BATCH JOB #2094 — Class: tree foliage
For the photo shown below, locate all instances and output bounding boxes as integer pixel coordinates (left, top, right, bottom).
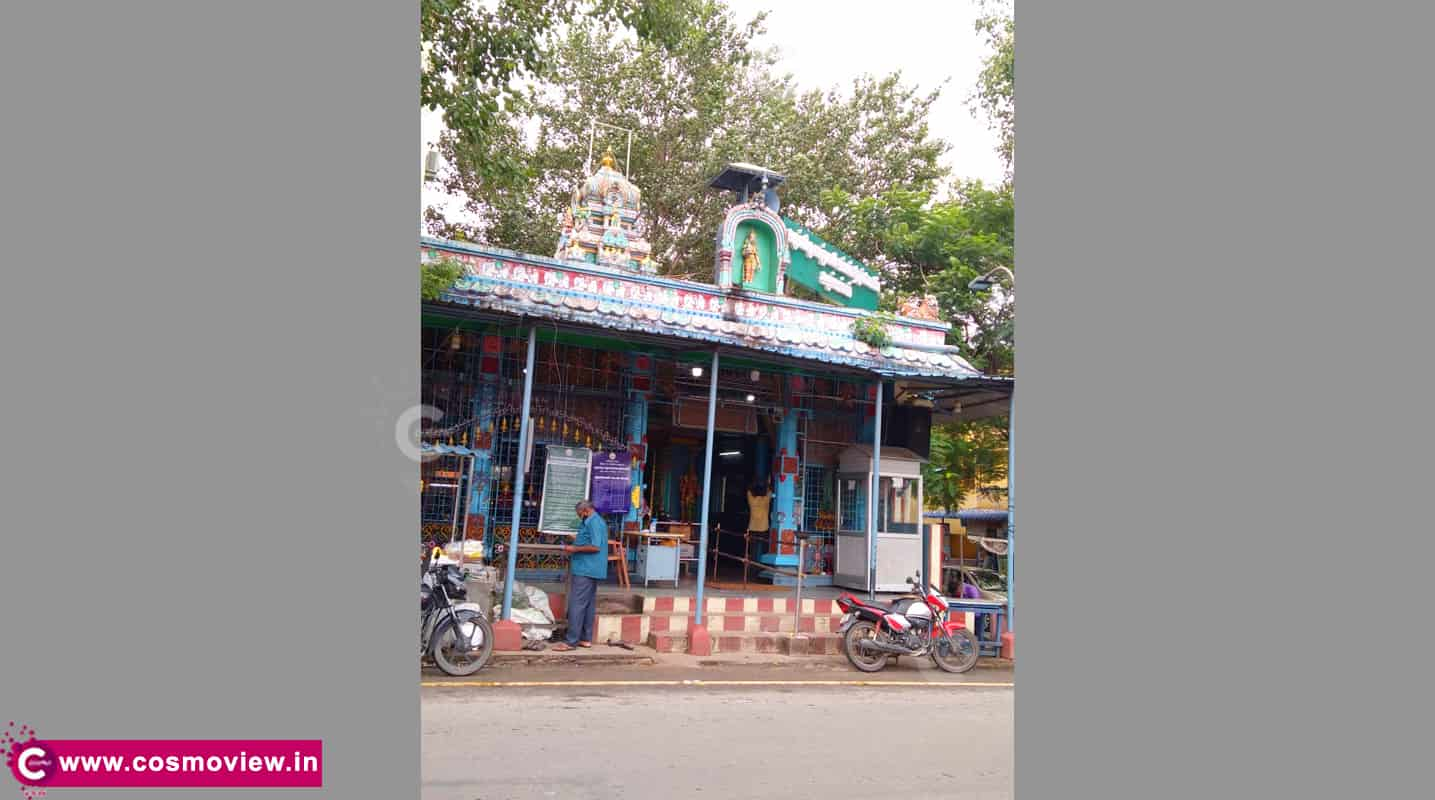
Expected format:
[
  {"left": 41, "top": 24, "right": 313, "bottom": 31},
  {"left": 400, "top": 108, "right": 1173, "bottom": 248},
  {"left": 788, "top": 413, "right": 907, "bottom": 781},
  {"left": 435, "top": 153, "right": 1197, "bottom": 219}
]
[
  {"left": 923, "top": 419, "right": 1009, "bottom": 512},
  {"left": 420, "top": 257, "right": 464, "bottom": 301},
  {"left": 971, "top": 0, "right": 1014, "bottom": 177},
  {"left": 424, "top": 1, "right": 950, "bottom": 279},
  {"left": 422, "top": 0, "right": 699, "bottom": 196},
  {"left": 820, "top": 181, "right": 1013, "bottom": 375}
]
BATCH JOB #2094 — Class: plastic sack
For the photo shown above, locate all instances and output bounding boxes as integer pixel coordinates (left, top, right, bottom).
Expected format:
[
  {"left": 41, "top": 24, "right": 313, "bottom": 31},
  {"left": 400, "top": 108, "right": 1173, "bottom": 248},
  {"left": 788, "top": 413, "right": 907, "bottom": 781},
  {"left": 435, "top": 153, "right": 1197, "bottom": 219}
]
[
  {"left": 490, "top": 582, "right": 556, "bottom": 642},
  {"left": 443, "top": 539, "right": 485, "bottom": 563}
]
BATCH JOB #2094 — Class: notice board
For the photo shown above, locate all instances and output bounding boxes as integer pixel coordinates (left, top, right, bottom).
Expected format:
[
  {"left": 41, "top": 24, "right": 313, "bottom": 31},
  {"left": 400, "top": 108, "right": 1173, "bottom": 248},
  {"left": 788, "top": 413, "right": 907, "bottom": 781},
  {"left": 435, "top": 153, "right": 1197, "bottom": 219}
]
[
  {"left": 538, "top": 446, "right": 592, "bottom": 535},
  {"left": 589, "top": 449, "right": 633, "bottom": 515}
]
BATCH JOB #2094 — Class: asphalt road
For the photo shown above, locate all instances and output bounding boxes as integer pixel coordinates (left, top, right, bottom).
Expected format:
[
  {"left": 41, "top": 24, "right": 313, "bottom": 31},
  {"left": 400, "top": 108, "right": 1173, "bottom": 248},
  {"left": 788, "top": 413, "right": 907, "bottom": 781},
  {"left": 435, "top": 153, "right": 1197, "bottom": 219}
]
[{"left": 422, "top": 665, "right": 1012, "bottom": 800}]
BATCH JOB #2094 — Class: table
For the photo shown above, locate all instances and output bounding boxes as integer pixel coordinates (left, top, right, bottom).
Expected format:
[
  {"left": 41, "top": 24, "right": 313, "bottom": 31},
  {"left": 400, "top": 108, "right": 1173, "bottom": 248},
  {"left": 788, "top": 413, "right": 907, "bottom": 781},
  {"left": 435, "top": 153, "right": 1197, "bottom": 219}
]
[
  {"left": 947, "top": 598, "right": 1007, "bottom": 657},
  {"left": 652, "top": 522, "right": 698, "bottom": 578}
]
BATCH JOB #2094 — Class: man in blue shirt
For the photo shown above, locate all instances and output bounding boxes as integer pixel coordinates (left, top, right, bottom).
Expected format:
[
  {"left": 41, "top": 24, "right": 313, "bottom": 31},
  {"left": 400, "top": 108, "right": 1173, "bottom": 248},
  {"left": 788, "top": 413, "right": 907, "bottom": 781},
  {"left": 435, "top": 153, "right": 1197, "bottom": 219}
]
[{"left": 553, "top": 499, "right": 609, "bottom": 651}]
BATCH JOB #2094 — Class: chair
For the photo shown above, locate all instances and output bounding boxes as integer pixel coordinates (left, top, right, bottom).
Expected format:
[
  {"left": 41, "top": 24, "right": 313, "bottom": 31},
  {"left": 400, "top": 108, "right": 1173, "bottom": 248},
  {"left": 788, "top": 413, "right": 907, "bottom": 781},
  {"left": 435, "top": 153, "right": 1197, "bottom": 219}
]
[
  {"left": 677, "top": 529, "right": 700, "bottom": 579},
  {"left": 608, "top": 538, "right": 630, "bottom": 589}
]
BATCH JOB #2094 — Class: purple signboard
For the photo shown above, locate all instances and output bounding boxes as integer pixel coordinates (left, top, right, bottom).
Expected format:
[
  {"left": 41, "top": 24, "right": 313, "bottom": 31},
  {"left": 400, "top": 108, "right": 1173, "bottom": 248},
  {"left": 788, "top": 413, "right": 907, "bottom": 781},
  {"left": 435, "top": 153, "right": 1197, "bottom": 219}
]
[{"left": 590, "top": 449, "right": 632, "bottom": 515}]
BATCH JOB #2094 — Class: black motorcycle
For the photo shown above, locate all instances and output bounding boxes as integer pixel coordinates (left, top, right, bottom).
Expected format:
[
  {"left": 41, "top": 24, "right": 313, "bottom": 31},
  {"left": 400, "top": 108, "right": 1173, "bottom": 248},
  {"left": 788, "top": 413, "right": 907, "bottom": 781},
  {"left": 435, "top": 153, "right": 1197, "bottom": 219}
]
[{"left": 420, "top": 547, "right": 494, "bottom": 676}]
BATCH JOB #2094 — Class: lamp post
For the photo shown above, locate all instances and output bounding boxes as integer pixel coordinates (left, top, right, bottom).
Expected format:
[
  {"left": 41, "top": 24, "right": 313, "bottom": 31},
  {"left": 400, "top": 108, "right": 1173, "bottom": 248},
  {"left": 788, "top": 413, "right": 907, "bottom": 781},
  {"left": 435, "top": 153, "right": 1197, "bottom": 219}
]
[
  {"left": 967, "top": 267, "right": 1015, "bottom": 654},
  {"left": 423, "top": 149, "right": 439, "bottom": 183},
  {"left": 967, "top": 266, "right": 1014, "bottom": 293}
]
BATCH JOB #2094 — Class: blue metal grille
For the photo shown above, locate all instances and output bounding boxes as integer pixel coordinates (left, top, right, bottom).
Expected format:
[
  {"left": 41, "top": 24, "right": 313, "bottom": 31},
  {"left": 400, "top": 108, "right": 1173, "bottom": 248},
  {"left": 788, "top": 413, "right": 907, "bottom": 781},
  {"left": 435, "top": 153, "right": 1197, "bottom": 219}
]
[
  {"left": 483, "top": 337, "right": 630, "bottom": 572},
  {"left": 421, "top": 454, "right": 470, "bottom": 526},
  {"left": 802, "top": 464, "right": 830, "bottom": 531}
]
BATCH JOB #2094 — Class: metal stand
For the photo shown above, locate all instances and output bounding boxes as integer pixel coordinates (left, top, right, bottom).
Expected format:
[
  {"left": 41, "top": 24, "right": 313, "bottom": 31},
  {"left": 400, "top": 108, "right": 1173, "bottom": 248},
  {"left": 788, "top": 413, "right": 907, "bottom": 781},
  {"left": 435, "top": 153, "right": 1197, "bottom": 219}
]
[{"left": 793, "top": 533, "right": 808, "bottom": 634}]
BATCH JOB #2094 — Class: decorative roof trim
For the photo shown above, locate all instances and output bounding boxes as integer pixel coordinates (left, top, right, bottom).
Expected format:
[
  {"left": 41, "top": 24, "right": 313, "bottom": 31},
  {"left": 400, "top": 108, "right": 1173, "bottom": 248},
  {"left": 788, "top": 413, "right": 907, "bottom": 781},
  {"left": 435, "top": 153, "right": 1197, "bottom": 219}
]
[
  {"left": 423, "top": 242, "right": 982, "bottom": 380},
  {"left": 422, "top": 237, "right": 950, "bottom": 332}
]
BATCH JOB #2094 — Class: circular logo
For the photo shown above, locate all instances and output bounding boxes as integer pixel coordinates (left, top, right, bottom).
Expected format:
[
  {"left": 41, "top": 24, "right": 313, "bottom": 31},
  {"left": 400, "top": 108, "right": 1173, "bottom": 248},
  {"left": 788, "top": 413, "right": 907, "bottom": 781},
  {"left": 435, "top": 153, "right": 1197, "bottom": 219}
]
[{"left": 10, "top": 740, "right": 57, "bottom": 786}]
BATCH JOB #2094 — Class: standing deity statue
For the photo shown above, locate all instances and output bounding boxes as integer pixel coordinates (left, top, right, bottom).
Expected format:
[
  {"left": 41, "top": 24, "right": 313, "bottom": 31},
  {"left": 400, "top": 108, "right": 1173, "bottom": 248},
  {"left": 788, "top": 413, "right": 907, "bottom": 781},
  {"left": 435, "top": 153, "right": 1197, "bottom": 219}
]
[{"left": 741, "top": 230, "right": 760, "bottom": 284}]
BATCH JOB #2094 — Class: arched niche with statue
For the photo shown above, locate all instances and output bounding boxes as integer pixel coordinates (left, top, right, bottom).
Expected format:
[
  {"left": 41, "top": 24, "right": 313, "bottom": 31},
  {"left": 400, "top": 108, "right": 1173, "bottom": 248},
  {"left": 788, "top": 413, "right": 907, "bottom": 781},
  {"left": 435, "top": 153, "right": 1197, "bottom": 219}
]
[{"left": 714, "top": 202, "right": 790, "bottom": 295}]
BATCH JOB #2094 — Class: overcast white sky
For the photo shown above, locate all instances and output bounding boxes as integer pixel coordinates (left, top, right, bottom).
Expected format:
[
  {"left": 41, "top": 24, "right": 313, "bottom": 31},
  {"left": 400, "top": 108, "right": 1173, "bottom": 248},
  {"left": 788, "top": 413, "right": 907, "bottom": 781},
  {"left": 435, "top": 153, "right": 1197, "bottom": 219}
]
[{"left": 420, "top": 0, "right": 1005, "bottom": 224}]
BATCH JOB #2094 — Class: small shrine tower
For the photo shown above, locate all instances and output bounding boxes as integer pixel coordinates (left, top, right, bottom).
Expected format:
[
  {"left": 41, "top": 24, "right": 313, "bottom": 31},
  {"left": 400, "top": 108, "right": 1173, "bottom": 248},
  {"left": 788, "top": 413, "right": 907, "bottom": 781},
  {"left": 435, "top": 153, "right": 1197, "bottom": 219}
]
[{"left": 554, "top": 150, "right": 659, "bottom": 275}]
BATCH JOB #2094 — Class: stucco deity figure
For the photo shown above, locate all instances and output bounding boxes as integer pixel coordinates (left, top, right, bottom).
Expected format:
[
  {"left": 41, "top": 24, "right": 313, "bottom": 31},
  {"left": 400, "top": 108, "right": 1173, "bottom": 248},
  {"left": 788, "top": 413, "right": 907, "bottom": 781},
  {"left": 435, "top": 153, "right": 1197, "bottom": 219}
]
[
  {"left": 741, "top": 230, "right": 760, "bottom": 284},
  {"left": 898, "top": 294, "right": 943, "bottom": 321},
  {"left": 680, "top": 466, "right": 699, "bottom": 521}
]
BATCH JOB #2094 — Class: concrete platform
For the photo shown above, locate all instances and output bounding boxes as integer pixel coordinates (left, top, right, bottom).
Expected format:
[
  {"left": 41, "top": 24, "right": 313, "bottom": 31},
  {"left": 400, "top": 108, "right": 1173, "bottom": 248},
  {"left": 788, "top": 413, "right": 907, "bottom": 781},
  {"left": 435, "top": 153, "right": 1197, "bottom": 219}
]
[{"left": 511, "top": 585, "right": 994, "bottom": 658}]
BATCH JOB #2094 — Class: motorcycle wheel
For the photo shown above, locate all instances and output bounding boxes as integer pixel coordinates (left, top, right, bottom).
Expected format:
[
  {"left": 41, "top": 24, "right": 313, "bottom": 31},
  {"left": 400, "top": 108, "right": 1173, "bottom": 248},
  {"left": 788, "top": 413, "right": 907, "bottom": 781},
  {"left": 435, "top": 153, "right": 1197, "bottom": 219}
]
[
  {"left": 431, "top": 613, "right": 495, "bottom": 676},
  {"left": 842, "top": 620, "right": 889, "bottom": 673},
  {"left": 931, "top": 628, "right": 980, "bottom": 674}
]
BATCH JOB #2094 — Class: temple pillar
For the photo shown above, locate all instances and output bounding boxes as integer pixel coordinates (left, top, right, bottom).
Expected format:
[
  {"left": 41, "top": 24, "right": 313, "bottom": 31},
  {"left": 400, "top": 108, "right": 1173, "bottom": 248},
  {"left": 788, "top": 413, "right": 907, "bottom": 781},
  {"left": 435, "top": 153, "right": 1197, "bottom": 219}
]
[
  {"left": 624, "top": 353, "right": 654, "bottom": 531},
  {"left": 467, "top": 334, "right": 503, "bottom": 558},
  {"left": 772, "top": 409, "right": 799, "bottom": 557}
]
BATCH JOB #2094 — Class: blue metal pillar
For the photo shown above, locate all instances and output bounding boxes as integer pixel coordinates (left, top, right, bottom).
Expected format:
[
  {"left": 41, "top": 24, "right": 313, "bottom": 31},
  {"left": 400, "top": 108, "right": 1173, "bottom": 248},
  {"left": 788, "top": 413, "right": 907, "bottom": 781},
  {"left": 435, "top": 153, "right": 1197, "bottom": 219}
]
[
  {"left": 1006, "top": 388, "right": 1014, "bottom": 632},
  {"left": 500, "top": 326, "right": 537, "bottom": 620},
  {"left": 694, "top": 351, "right": 720, "bottom": 626},
  {"left": 868, "top": 379, "right": 883, "bottom": 598}
]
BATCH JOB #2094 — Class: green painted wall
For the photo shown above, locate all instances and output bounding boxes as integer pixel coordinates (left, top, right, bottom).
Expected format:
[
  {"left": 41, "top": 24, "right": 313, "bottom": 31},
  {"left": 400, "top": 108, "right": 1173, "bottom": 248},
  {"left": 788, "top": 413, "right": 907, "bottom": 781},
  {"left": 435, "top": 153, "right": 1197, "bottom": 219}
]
[{"left": 781, "top": 218, "right": 879, "bottom": 311}]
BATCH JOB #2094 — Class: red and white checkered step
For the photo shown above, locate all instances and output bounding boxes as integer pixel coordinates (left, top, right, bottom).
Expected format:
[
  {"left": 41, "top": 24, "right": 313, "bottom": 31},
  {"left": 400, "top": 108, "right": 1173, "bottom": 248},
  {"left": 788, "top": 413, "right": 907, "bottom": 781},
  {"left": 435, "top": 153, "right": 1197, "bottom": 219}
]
[
  {"left": 646, "top": 631, "right": 845, "bottom": 655},
  {"left": 551, "top": 594, "right": 978, "bottom": 654},
  {"left": 641, "top": 596, "right": 979, "bottom": 634}
]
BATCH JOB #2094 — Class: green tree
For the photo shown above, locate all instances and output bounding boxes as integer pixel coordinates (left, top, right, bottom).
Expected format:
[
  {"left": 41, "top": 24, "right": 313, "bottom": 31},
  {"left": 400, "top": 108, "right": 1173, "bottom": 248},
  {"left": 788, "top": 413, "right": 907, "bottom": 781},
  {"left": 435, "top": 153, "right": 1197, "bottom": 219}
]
[
  {"left": 820, "top": 181, "right": 1013, "bottom": 375},
  {"left": 924, "top": 419, "right": 1009, "bottom": 511},
  {"left": 971, "top": 0, "right": 1014, "bottom": 178},
  {"left": 421, "top": 0, "right": 699, "bottom": 197},
  {"left": 426, "top": 0, "right": 951, "bottom": 280},
  {"left": 421, "top": 257, "right": 464, "bottom": 301}
]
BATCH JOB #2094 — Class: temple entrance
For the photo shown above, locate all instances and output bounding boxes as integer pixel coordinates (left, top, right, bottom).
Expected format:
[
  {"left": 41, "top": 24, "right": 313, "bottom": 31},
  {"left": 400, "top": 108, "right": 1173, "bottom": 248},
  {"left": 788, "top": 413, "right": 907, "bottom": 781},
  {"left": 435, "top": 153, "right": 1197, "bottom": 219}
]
[
  {"left": 710, "top": 431, "right": 766, "bottom": 570},
  {"left": 642, "top": 404, "right": 776, "bottom": 582}
]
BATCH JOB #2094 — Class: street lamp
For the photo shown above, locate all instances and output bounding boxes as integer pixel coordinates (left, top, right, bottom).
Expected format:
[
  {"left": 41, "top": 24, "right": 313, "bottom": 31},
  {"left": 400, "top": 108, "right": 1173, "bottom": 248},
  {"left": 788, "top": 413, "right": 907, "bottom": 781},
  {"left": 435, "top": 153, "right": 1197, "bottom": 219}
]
[
  {"left": 967, "top": 266, "right": 1014, "bottom": 292},
  {"left": 967, "top": 264, "right": 1015, "bottom": 656},
  {"left": 424, "top": 149, "right": 440, "bottom": 183}
]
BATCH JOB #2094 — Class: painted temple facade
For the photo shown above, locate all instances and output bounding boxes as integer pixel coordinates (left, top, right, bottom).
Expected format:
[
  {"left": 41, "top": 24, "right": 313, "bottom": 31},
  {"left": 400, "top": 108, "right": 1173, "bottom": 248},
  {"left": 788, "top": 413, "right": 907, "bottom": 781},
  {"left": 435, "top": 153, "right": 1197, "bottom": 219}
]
[{"left": 420, "top": 156, "right": 1010, "bottom": 608}]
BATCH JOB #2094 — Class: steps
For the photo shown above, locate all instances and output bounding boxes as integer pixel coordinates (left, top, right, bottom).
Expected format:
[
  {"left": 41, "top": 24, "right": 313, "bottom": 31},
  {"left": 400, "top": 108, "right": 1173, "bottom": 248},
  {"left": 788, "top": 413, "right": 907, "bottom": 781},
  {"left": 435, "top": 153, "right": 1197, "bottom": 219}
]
[
  {"left": 647, "top": 630, "right": 844, "bottom": 655},
  {"left": 640, "top": 596, "right": 848, "bottom": 654},
  {"left": 643, "top": 596, "right": 843, "bottom": 616},
  {"left": 556, "top": 594, "right": 982, "bottom": 656}
]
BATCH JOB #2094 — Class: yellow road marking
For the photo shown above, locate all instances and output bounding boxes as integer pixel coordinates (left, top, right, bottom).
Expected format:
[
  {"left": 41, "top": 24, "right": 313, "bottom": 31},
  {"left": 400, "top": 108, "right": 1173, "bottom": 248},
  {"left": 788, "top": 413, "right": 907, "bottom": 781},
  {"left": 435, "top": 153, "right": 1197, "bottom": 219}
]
[{"left": 422, "top": 679, "right": 1013, "bottom": 688}]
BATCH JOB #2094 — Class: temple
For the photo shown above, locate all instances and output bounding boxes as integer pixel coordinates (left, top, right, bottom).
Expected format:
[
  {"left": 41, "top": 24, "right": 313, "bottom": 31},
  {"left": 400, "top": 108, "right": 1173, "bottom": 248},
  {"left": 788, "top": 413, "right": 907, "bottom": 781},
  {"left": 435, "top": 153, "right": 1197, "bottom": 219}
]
[{"left": 420, "top": 156, "right": 1011, "bottom": 655}]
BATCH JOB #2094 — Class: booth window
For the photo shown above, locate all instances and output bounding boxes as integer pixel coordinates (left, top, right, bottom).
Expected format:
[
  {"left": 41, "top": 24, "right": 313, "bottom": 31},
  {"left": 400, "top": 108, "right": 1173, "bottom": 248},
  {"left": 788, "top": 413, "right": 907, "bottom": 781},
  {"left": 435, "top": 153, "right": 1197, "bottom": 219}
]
[
  {"left": 878, "top": 476, "right": 921, "bottom": 534},
  {"left": 836, "top": 473, "right": 865, "bottom": 533}
]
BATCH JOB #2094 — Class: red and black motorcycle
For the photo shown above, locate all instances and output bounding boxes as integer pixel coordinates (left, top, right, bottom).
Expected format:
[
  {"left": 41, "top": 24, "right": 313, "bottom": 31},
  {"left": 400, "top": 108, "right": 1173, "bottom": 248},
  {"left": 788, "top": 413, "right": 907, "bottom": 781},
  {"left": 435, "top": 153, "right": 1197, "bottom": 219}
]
[{"left": 836, "top": 574, "right": 980, "bottom": 673}]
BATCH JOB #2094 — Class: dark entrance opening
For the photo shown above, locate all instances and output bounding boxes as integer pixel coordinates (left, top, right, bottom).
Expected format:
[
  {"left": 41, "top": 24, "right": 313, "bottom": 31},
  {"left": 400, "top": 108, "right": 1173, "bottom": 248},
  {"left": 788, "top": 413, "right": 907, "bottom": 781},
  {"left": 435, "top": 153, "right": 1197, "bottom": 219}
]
[{"left": 708, "top": 410, "right": 777, "bottom": 579}]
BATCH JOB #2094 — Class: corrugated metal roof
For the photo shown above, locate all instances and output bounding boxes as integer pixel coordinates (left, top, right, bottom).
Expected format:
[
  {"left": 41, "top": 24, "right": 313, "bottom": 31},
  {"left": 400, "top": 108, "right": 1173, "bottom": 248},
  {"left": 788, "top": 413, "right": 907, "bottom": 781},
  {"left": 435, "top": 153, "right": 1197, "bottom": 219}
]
[
  {"left": 839, "top": 445, "right": 930, "bottom": 464},
  {"left": 421, "top": 443, "right": 476, "bottom": 457},
  {"left": 956, "top": 509, "right": 1011, "bottom": 523},
  {"left": 924, "top": 509, "right": 1010, "bottom": 522}
]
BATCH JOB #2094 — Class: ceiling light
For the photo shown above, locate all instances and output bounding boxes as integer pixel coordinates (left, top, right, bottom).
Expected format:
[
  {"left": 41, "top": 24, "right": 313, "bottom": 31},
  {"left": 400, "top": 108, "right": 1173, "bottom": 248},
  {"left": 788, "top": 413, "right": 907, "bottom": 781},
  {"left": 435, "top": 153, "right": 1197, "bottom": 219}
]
[
  {"left": 745, "top": 394, "right": 756, "bottom": 403},
  {"left": 691, "top": 366, "right": 703, "bottom": 378}
]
